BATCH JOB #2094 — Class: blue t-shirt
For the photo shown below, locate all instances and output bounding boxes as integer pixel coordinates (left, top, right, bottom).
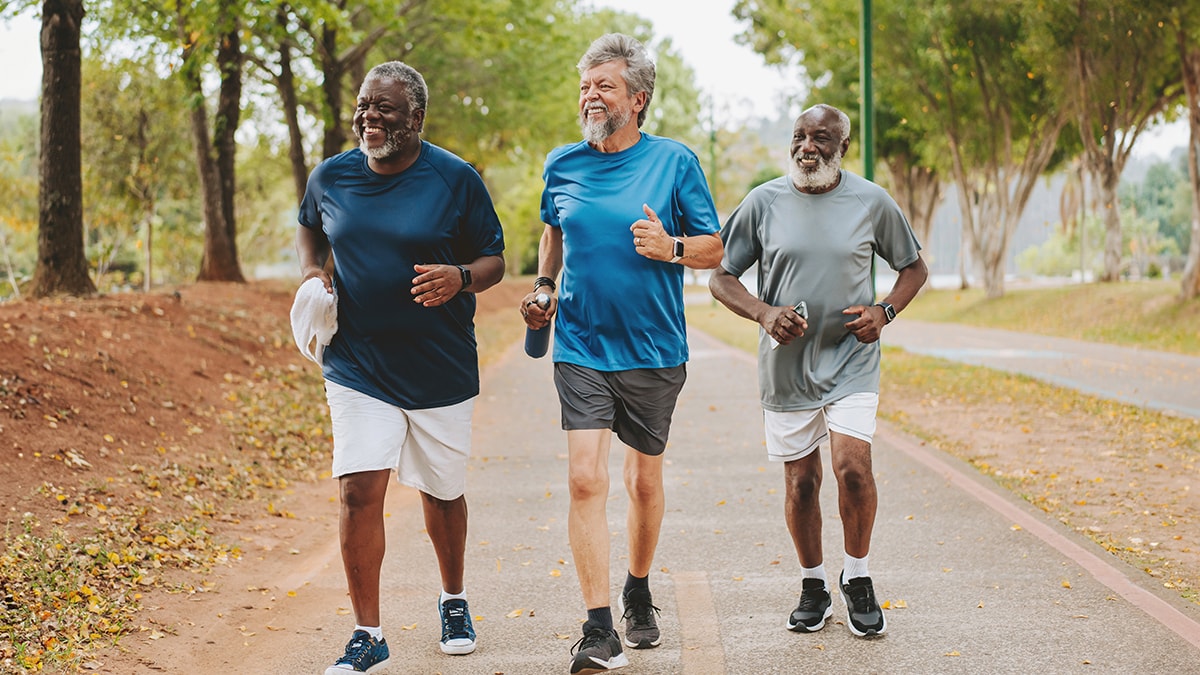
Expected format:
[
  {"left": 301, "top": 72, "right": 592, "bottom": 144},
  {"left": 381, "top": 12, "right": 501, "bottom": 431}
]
[
  {"left": 298, "top": 143, "right": 504, "bottom": 409},
  {"left": 540, "top": 133, "right": 719, "bottom": 371}
]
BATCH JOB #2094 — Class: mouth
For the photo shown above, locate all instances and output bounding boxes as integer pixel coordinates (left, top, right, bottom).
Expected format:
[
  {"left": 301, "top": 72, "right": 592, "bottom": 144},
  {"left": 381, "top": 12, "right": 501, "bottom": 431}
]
[
  {"left": 796, "top": 154, "right": 821, "bottom": 169},
  {"left": 361, "top": 124, "right": 387, "bottom": 142},
  {"left": 584, "top": 104, "right": 608, "bottom": 119}
]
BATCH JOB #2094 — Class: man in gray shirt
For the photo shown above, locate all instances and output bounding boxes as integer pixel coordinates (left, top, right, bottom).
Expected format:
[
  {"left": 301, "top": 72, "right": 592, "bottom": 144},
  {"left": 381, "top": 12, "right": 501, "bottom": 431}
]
[{"left": 709, "top": 103, "right": 928, "bottom": 638}]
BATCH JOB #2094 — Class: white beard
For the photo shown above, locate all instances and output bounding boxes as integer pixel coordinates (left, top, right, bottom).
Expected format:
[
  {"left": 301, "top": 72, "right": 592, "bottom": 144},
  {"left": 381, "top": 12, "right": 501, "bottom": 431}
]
[
  {"left": 358, "top": 126, "right": 407, "bottom": 160},
  {"left": 580, "top": 103, "right": 632, "bottom": 144},
  {"left": 790, "top": 153, "right": 842, "bottom": 191}
]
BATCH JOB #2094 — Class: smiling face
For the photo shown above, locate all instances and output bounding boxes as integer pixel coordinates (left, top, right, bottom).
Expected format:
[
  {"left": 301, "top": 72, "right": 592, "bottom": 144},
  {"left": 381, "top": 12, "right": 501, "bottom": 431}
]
[
  {"left": 352, "top": 76, "right": 424, "bottom": 163},
  {"left": 578, "top": 59, "right": 644, "bottom": 146},
  {"left": 789, "top": 107, "right": 850, "bottom": 193}
]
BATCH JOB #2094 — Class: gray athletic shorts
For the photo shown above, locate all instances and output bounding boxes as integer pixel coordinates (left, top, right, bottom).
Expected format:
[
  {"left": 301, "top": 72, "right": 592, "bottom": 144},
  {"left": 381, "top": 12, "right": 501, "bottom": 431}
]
[{"left": 553, "top": 362, "right": 686, "bottom": 456}]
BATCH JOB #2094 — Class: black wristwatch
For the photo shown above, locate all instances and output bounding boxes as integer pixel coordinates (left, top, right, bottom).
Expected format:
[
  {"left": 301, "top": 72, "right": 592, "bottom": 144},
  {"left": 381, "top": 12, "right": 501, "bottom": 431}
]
[
  {"left": 875, "top": 302, "right": 896, "bottom": 323},
  {"left": 456, "top": 264, "right": 471, "bottom": 291}
]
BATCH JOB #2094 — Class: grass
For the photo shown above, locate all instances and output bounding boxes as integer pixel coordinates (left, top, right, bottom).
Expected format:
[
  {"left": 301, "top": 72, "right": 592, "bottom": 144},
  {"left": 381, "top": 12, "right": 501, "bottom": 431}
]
[{"left": 902, "top": 279, "right": 1200, "bottom": 355}]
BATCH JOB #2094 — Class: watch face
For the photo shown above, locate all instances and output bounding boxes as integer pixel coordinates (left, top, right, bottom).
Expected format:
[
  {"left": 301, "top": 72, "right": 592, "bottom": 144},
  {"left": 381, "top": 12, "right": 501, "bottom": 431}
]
[{"left": 673, "top": 239, "right": 684, "bottom": 258}]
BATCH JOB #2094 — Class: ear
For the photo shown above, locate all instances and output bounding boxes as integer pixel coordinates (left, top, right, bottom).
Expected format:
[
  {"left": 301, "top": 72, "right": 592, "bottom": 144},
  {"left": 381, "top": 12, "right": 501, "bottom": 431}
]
[
  {"left": 632, "top": 90, "right": 648, "bottom": 113},
  {"left": 839, "top": 137, "right": 851, "bottom": 157},
  {"left": 413, "top": 108, "right": 426, "bottom": 134}
]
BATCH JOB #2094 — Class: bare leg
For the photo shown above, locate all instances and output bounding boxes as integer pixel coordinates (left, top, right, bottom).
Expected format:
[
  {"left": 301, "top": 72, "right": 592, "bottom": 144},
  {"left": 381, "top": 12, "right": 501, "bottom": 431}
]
[
  {"left": 339, "top": 469, "right": 392, "bottom": 627},
  {"left": 567, "top": 429, "right": 614, "bottom": 609},
  {"left": 784, "top": 450, "right": 824, "bottom": 567},
  {"left": 421, "top": 492, "right": 468, "bottom": 594},
  {"left": 623, "top": 443, "right": 664, "bottom": 578},
  {"left": 829, "top": 432, "right": 876, "bottom": 558}
]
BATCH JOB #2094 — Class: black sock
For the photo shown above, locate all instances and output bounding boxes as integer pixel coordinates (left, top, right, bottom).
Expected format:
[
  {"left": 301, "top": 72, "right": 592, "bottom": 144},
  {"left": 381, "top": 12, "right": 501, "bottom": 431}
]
[
  {"left": 624, "top": 572, "right": 649, "bottom": 595},
  {"left": 586, "top": 606, "right": 613, "bottom": 630}
]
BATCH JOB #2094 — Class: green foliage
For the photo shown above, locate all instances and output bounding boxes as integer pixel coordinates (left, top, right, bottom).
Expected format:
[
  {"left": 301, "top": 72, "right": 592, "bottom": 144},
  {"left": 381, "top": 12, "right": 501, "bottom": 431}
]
[
  {"left": 80, "top": 54, "right": 200, "bottom": 290},
  {"left": 1121, "top": 156, "right": 1195, "bottom": 257},
  {"left": 0, "top": 102, "right": 38, "bottom": 297}
]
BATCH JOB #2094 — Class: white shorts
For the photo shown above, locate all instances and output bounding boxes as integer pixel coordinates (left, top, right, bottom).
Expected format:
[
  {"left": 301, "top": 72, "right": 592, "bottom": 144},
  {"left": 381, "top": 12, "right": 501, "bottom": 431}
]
[
  {"left": 763, "top": 392, "right": 879, "bottom": 463},
  {"left": 325, "top": 380, "right": 474, "bottom": 501}
]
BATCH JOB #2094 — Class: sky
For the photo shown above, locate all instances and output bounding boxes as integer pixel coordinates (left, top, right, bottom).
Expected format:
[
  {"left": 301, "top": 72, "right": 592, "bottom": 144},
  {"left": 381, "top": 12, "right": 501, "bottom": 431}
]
[{"left": 0, "top": 3, "right": 1187, "bottom": 155}]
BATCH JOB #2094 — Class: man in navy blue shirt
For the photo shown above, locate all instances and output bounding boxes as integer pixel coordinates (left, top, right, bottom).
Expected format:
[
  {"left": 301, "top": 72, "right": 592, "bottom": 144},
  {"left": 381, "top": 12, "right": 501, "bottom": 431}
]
[{"left": 297, "top": 61, "right": 504, "bottom": 674}]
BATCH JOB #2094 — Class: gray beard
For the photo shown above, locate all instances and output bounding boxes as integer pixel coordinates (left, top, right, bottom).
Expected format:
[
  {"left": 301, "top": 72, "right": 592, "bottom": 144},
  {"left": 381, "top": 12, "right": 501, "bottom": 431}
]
[
  {"left": 580, "top": 104, "right": 632, "bottom": 144},
  {"left": 359, "top": 127, "right": 406, "bottom": 160},
  {"left": 790, "top": 154, "right": 842, "bottom": 191}
]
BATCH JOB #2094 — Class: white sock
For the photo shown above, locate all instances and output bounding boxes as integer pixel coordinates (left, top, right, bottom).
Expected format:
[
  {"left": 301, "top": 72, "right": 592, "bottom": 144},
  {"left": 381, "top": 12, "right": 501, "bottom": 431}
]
[
  {"left": 355, "top": 624, "right": 383, "bottom": 641},
  {"left": 801, "top": 564, "right": 828, "bottom": 588},
  {"left": 843, "top": 553, "right": 870, "bottom": 581},
  {"left": 440, "top": 589, "right": 467, "bottom": 603}
]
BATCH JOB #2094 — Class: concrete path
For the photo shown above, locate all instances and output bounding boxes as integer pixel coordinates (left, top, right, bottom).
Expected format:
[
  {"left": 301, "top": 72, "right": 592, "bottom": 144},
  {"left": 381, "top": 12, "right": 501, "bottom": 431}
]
[
  {"left": 251, "top": 326, "right": 1200, "bottom": 674},
  {"left": 883, "top": 319, "right": 1200, "bottom": 418}
]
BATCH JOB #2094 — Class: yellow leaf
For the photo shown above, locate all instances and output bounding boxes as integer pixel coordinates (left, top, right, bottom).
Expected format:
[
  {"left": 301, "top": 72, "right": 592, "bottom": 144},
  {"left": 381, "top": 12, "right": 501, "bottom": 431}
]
[
  {"left": 1062, "top": 580, "right": 1072, "bottom": 589},
  {"left": 1010, "top": 524, "right": 1022, "bottom": 531},
  {"left": 549, "top": 569, "right": 562, "bottom": 577},
  {"left": 402, "top": 623, "right": 417, "bottom": 630},
  {"left": 506, "top": 608, "right": 524, "bottom": 618},
  {"left": 287, "top": 591, "right": 297, "bottom": 597},
  {"left": 945, "top": 651, "right": 961, "bottom": 657}
]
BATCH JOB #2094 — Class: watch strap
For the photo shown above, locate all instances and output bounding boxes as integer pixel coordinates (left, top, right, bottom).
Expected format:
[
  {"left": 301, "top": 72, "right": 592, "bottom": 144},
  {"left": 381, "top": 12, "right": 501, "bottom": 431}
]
[
  {"left": 669, "top": 237, "right": 684, "bottom": 263},
  {"left": 456, "top": 264, "right": 471, "bottom": 291}
]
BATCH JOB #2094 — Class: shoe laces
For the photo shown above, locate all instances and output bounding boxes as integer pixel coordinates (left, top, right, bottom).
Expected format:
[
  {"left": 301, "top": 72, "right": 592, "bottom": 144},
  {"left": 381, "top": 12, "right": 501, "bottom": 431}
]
[
  {"left": 571, "top": 625, "right": 615, "bottom": 655},
  {"left": 337, "top": 632, "right": 380, "bottom": 669},
  {"left": 796, "top": 586, "right": 828, "bottom": 612},
  {"left": 621, "top": 590, "right": 661, "bottom": 625},
  {"left": 844, "top": 581, "right": 877, "bottom": 613},
  {"left": 441, "top": 599, "right": 470, "bottom": 639}
]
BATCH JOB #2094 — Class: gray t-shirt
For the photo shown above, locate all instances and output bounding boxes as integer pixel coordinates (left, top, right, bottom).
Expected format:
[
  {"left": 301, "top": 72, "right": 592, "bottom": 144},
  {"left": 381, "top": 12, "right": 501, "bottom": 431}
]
[{"left": 719, "top": 171, "right": 921, "bottom": 411}]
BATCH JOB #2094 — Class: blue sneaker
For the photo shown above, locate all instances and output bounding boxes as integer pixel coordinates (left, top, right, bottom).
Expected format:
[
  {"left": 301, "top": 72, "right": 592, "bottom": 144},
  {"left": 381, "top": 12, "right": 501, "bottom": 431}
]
[
  {"left": 439, "top": 597, "right": 477, "bottom": 655},
  {"left": 325, "top": 630, "right": 390, "bottom": 674}
]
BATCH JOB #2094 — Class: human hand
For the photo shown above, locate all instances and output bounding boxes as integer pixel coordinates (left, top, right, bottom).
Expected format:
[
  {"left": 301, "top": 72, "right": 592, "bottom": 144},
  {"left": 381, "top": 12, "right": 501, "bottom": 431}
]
[
  {"left": 520, "top": 291, "right": 555, "bottom": 329},
  {"left": 843, "top": 305, "right": 883, "bottom": 344},
  {"left": 301, "top": 267, "right": 333, "bottom": 294},
  {"left": 630, "top": 204, "right": 671, "bottom": 261},
  {"left": 411, "top": 263, "right": 461, "bottom": 307},
  {"left": 760, "top": 303, "right": 808, "bottom": 347}
]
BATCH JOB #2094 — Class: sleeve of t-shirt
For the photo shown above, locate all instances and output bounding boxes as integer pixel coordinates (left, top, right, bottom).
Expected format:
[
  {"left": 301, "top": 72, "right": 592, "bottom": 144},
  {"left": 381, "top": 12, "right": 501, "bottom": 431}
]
[
  {"left": 461, "top": 167, "right": 505, "bottom": 258},
  {"left": 676, "top": 154, "right": 721, "bottom": 237},
  {"left": 539, "top": 149, "right": 563, "bottom": 229},
  {"left": 298, "top": 160, "right": 328, "bottom": 230},
  {"left": 871, "top": 192, "right": 921, "bottom": 271},
  {"left": 718, "top": 188, "right": 765, "bottom": 278}
]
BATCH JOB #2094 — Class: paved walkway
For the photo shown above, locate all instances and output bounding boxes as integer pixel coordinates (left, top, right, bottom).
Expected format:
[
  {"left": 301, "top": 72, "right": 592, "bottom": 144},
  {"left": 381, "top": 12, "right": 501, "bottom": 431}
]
[
  {"left": 883, "top": 320, "right": 1200, "bottom": 418},
  {"left": 245, "top": 324, "right": 1200, "bottom": 674}
]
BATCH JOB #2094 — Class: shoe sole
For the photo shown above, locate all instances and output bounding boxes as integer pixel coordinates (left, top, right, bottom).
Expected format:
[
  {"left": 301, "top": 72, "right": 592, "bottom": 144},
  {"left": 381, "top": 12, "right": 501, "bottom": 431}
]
[
  {"left": 570, "top": 652, "right": 630, "bottom": 674},
  {"left": 839, "top": 585, "right": 887, "bottom": 637},
  {"left": 617, "top": 594, "right": 662, "bottom": 649},
  {"left": 440, "top": 640, "right": 477, "bottom": 655},
  {"left": 786, "top": 605, "right": 832, "bottom": 633},
  {"left": 325, "top": 657, "right": 390, "bottom": 674}
]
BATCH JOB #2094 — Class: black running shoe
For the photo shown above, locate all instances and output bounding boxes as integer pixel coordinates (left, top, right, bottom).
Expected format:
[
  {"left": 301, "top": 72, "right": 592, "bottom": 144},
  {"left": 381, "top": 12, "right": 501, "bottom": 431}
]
[
  {"left": 325, "top": 630, "right": 390, "bottom": 674},
  {"left": 569, "top": 619, "right": 628, "bottom": 674},
  {"left": 786, "top": 578, "right": 832, "bottom": 632},
  {"left": 839, "top": 571, "right": 887, "bottom": 636},
  {"left": 618, "top": 587, "right": 662, "bottom": 649}
]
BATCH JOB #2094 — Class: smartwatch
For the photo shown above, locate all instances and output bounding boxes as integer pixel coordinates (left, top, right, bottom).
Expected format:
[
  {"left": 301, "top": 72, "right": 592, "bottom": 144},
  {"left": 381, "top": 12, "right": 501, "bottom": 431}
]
[
  {"left": 669, "top": 238, "right": 684, "bottom": 263},
  {"left": 875, "top": 301, "right": 896, "bottom": 323},
  {"left": 455, "top": 264, "right": 472, "bottom": 291}
]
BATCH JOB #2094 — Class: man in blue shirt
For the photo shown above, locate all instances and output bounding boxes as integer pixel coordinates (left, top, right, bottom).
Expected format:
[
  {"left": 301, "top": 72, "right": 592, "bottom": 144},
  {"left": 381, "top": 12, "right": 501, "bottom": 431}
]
[
  {"left": 297, "top": 61, "right": 505, "bottom": 674},
  {"left": 520, "top": 33, "right": 723, "bottom": 674}
]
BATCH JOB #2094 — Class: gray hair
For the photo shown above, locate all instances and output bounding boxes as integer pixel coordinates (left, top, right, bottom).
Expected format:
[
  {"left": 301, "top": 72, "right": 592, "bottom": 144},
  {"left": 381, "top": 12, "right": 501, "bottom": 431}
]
[
  {"left": 364, "top": 61, "right": 428, "bottom": 126},
  {"left": 805, "top": 103, "right": 851, "bottom": 143},
  {"left": 577, "top": 33, "right": 656, "bottom": 127}
]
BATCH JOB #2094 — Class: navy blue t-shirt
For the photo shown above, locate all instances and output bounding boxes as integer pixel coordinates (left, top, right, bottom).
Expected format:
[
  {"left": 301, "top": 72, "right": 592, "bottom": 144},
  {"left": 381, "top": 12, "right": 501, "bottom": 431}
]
[{"left": 298, "top": 143, "right": 504, "bottom": 409}]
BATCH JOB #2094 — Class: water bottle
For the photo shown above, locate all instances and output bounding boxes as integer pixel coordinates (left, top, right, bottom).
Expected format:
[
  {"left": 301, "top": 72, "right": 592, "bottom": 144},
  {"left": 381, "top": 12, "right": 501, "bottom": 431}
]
[{"left": 524, "top": 293, "right": 552, "bottom": 358}]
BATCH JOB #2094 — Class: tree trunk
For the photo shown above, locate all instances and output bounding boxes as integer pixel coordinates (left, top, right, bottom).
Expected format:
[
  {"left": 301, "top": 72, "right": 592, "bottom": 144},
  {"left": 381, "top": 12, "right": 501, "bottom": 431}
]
[
  {"left": 1178, "top": 28, "right": 1200, "bottom": 300},
  {"left": 208, "top": 21, "right": 245, "bottom": 282},
  {"left": 31, "top": 0, "right": 95, "bottom": 298},
  {"left": 278, "top": 39, "right": 309, "bottom": 203},
  {"left": 1096, "top": 158, "right": 1123, "bottom": 282},
  {"left": 320, "top": 25, "right": 348, "bottom": 159}
]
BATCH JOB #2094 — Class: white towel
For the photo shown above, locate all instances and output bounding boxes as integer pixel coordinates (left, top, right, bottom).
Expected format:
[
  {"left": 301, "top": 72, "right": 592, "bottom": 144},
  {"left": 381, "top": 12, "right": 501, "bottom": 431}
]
[{"left": 290, "top": 277, "right": 338, "bottom": 365}]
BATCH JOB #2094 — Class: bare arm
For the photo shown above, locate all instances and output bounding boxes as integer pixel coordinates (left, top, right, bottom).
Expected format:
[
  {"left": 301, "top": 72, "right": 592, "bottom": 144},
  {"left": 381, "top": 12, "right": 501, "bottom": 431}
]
[
  {"left": 709, "top": 266, "right": 807, "bottom": 346},
  {"left": 629, "top": 204, "right": 724, "bottom": 270},
  {"left": 295, "top": 225, "right": 333, "bottom": 291},
  {"left": 844, "top": 254, "right": 930, "bottom": 344},
  {"left": 521, "top": 225, "right": 563, "bottom": 330}
]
